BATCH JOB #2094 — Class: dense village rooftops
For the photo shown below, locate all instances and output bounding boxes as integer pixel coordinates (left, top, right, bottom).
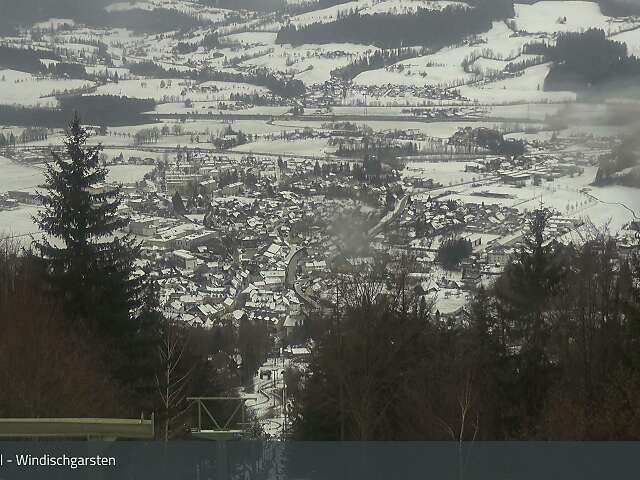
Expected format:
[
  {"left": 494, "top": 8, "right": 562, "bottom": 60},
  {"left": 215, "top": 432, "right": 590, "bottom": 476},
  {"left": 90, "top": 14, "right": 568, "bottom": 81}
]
[
  {"left": 263, "top": 270, "right": 286, "bottom": 278},
  {"left": 173, "top": 250, "right": 196, "bottom": 261},
  {"left": 265, "top": 243, "right": 282, "bottom": 257}
]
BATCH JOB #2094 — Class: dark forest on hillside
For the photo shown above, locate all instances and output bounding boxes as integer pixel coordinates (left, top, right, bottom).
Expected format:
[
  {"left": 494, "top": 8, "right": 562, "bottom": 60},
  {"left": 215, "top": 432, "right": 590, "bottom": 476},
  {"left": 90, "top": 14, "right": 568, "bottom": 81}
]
[
  {"left": 276, "top": 0, "right": 515, "bottom": 48},
  {"left": 0, "top": 96, "right": 155, "bottom": 127},
  {"left": 0, "top": 0, "right": 208, "bottom": 33},
  {"left": 597, "top": 0, "right": 640, "bottom": 16},
  {"left": 544, "top": 29, "right": 640, "bottom": 97}
]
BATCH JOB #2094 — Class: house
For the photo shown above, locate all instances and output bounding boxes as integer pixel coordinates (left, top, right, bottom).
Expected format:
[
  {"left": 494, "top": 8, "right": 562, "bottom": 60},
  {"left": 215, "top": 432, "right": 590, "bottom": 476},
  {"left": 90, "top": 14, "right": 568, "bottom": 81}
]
[
  {"left": 465, "top": 162, "right": 482, "bottom": 173},
  {"left": 199, "top": 178, "right": 218, "bottom": 194},
  {"left": 499, "top": 171, "right": 530, "bottom": 187},
  {"left": 86, "top": 183, "right": 113, "bottom": 195},
  {"left": 165, "top": 171, "right": 203, "bottom": 194},
  {"left": 283, "top": 313, "right": 304, "bottom": 339},
  {"left": 223, "top": 297, "right": 235, "bottom": 311},
  {"left": 173, "top": 249, "right": 197, "bottom": 270},
  {"left": 263, "top": 270, "right": 287, "bottom": 287},
  {"left": 129, "top": 217, "right": 157, "bottom": 236},
  {"left": 462, "top": 233, "right": 483, "bottom": 249},
  {"left": 487, "top": 246, "right": 511, "bottom": 266},
  {"left": 462, "top": 263, "right": 481, "bottom": 290},
  {"left": 7, "top": 190, "right": 40, "bottom": 205},
  {"left": 289, "top": 346, "right": 311, "bottom": 360},
  {"left": 222, "top": 182, "right": 244, "bottom": 196}
]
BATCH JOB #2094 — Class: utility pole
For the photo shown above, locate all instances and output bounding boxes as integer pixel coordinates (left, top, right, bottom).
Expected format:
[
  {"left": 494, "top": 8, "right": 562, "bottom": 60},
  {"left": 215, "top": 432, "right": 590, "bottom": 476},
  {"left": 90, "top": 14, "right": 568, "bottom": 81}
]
[
  {"left": 336, "top": 277, "right": 345, "bottom": 441},
  {"left": 282, "top": 370, "right": 287, "bottom": 438},
  {"left": 273, "top": 370, "right": 278, "bottom": 407}
]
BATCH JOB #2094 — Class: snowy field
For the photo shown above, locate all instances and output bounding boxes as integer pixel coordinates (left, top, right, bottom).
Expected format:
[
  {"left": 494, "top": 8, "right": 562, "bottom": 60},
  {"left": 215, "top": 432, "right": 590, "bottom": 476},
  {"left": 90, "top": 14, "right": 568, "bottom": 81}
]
[
  {"left": 244, "top": 43, "right": 377, "bottom": 85},
  {"left": 0, "top": 157, "right": 153, "bottom": 240},
  {"left": 458, "top": 64, "right": 576, "bottom": 104},
  {"left": 0, "top": 69, "right": 94, "bottom": 108},
  {"left": 0, "top": 205, "right": 41, "bottom": 239},
  {"left": 106, "top": 164, "right": 155, "bottom": 183},
  {"left": 104, "top": 0, "right": 231, "bottom": 23},
  {"left": 512, "top": 1, "right": 635, "bottom": 35},
  {"left": 232, "top": 138, "right": 333, "bottom": 156},
  {"left": 353, "top": 22, "right": 533, "bottom": 89},
  {"left": 612, "top": 27, "right": 640, "bottom": 56},
  {"left": 0, "top": 156, "right": 43, "bottom": 193},
  {"left": 0, "top": 157, "right": 153, "bottom": 193},
  {"left": 489, "top": 103, "right": 566, "bottom": 121},
  {"left": 92, "top": 79, "right": 268, "bottom": 103},
  {"left": 404, "top": 161, "right": 486, "bottom": 186},
  {"left": 349, "top": 2, "right": 640, "bottom": 102},
  {"left": 32, "top": 18, "right": 75, "bottom": 30},
  {"left": 222, "top": 32, "right": 279, "bottom": 46},
  {"left": 442, "top": 166, "right": 640, "bottom": 232}
]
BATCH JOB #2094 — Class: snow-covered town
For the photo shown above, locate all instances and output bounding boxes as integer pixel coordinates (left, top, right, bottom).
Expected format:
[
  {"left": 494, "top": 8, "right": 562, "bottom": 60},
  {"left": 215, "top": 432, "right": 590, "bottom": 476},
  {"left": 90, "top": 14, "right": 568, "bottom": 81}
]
[{"left": 1, "top": 0, "right": 640, "bottom": 446}]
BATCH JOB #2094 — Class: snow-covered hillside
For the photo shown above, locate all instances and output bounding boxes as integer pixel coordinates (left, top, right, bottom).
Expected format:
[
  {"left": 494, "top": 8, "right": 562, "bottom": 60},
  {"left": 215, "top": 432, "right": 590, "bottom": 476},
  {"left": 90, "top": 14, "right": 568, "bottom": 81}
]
[{"left": 290, "top": 0, "right": 470, "bottom": 26}]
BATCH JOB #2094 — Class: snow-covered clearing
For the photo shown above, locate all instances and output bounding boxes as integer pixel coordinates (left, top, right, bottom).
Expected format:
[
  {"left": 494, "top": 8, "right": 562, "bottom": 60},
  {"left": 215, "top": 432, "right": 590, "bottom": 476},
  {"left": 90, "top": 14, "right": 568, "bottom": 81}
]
[
  {"left": 442, "top": 165, "right": 639, "bottom": 232},
  {"left": 244, "top": 43, "right": 377, "bottom": 85},
  {"left": 353, "top": 22, "right": 532, "bottom": 88},
  {"left": 611, "top": 27, "right": 640, "bottom": 57},
  {"left": 403, "top": 160, "right": 485, "bottom": 185},
  {"left": 0, "top": 156, "right": 43, "bottom": 193},
  {"left": 222, "top": 32, "right": 278, "bottom": 46},
  {"left": 0, "top": 156, "right": 153, "bottom": 239},
  {"left": 106, "top": 164, "right": 155, "bottom": 183},
  {"left": 0, "top": 205, "right": 40, "bottom": 239},
  {"left": 512, "top": 1, "right": 635, "bottom": 35},
  {"left": 0, "top": 69, "right": 94, "bottom": 108},
  {"left": 489, "top": 103, "right": 566, "bottom": 121},
  {"left": 233, "top": 138, "right": 333, "bottom": 156},
  {"left": 31, "top": 18, "right": 75, "bottom": 30},
  {"left": 458, "top": 63, "right": 576, "bottom": 104},
  {"left": 106, "top": 2, "right": 156, "bottom": 12},
  {"left": 105, "top": 0, "right": 231, "bottom": 23},
  {"left": 92, "top": 79, "right": 268, "bottom": 103}
]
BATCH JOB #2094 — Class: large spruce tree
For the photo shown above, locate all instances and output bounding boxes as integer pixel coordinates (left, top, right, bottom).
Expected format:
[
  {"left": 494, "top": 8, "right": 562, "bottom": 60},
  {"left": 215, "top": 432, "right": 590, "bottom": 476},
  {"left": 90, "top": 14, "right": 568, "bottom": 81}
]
[{"left": 35, "top": 115, "right": 159, "bottom": 408}]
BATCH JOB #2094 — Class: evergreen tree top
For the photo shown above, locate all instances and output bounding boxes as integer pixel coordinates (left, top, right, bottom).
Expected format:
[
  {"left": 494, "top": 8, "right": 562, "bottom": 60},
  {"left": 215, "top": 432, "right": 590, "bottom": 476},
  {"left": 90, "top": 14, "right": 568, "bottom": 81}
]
[{"left": 35, "top": 114, "right": 130, "bottom": 258}]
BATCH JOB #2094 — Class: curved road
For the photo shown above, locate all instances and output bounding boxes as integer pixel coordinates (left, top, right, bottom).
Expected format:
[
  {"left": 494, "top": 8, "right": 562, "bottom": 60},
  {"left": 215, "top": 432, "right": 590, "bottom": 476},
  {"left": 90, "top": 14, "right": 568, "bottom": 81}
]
[{"left": 367, "top": 195, "right": 411, "bottom": 238}]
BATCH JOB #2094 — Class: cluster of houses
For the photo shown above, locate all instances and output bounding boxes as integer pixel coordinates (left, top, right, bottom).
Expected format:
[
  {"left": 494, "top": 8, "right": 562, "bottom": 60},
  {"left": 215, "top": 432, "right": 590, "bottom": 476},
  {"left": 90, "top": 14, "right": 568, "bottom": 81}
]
[
  {"left": 3, "top": 124, "right": 630, "bottom": 348},
  {"left": 306, "top": 77, "right": 466, "bottom": 108}
]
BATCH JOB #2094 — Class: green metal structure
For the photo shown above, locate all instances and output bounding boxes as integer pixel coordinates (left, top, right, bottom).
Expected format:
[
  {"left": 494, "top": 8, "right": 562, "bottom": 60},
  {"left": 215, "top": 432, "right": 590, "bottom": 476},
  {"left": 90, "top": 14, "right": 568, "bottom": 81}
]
[
  {"left": 187, "top": 397, "right": 257, "bottom": 441},
  {"left": 0, "top": 416, "right": 155, "bottom": 440}
]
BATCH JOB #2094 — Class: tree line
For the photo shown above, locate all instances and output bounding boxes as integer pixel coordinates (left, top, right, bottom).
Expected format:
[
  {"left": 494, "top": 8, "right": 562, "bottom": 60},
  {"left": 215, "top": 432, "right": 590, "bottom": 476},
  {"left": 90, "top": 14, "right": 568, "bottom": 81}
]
[
  {"left": 594, "top": 137, "right": 640, "bottom": 188},
  {"left": 0, "top": 127, "right": 47, "bottom": 146},
  {"left": 290, "top": 210, "right": 640, "bottom": 441},
  {"left": 449, "top": 126, "right": 525, "bottom": 159},
  {"left": 597, "top": 0, "right": 640, "bottom": 16},
  {"left": 129, "top": 61, "right": 306, "bottom": 98},
  {"left": 0, "top": 96, "right": 155, "bottom": 127},
  {"left": 0, "top": 45, "right": 92, "bottom": 81},
  {"left": 331, "top": 47, "right": 428, "bottom": 81},
  {"left": 437, "top": 237, "right": 473, "bottom": 269},
  {"left": 0, "top": 45, "right": 60, "bottom": 74}
]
